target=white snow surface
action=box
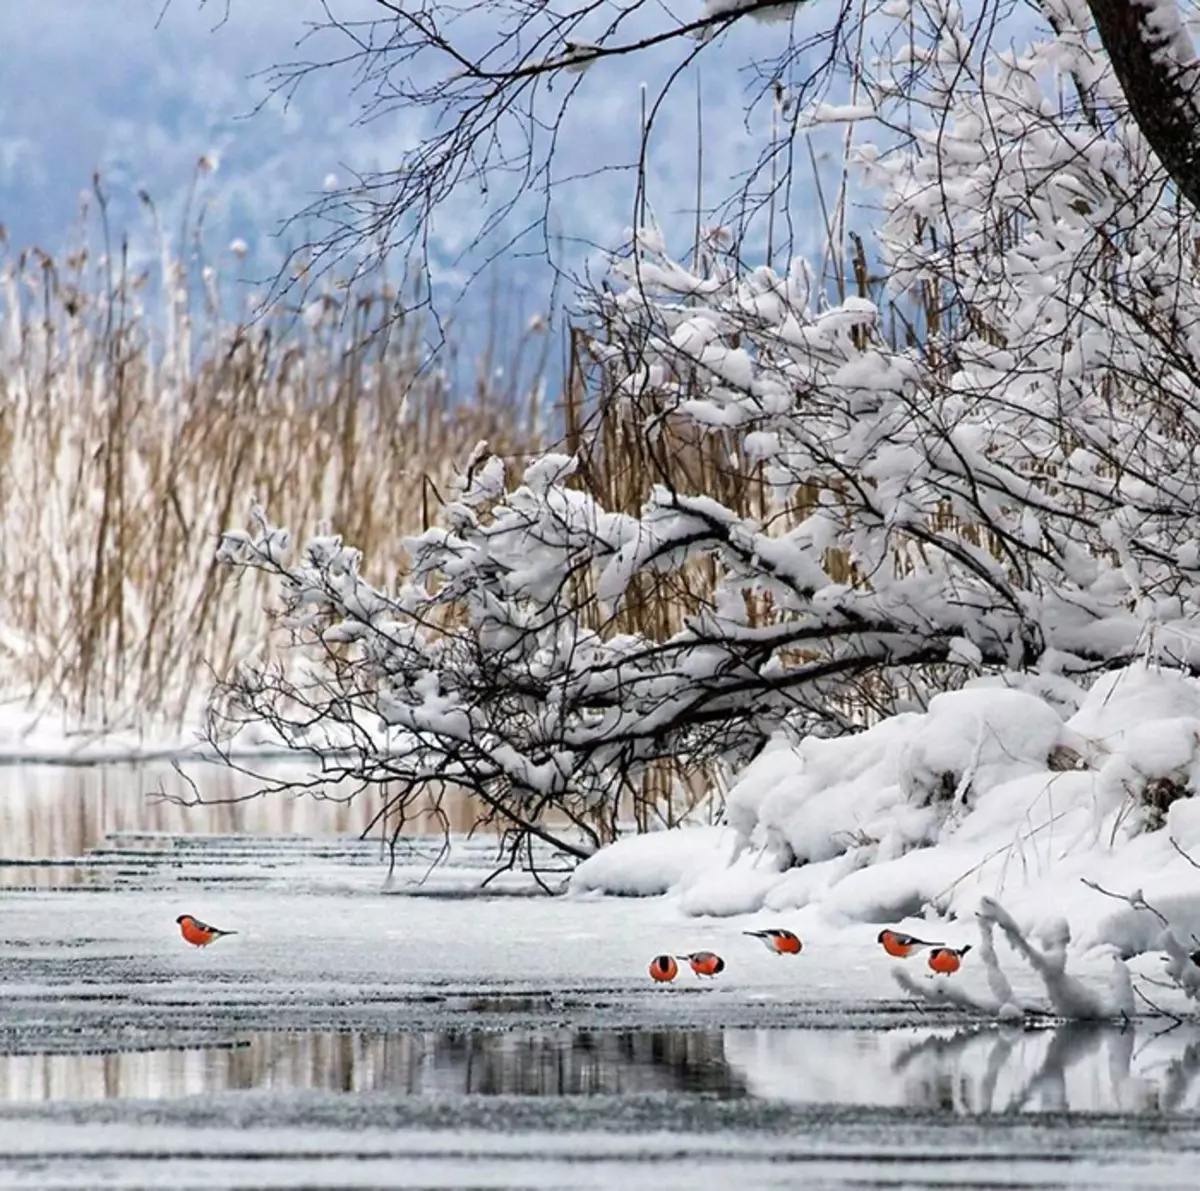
[570,665,1200,962]
[570,826,737,897]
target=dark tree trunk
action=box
[1086,0,1200,209]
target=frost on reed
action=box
[0,184,543,731]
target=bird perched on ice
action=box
[927,945,972,975]
[878,929,944,959]
[176,914,238,948]
[678,951,726,978]
[649,955,679,983]
[743,928,802,955]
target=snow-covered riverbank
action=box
[572,665,1200,993]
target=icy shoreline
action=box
[571,665,1200,988]
[0,705,379,768]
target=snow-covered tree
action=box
[211,3,1200,862]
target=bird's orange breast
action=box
[928,948,961,974]
[180,919,215,946]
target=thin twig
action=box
[1080,877,1171,929]
[1134,983,1184,1024]
[1170,836,1200,870]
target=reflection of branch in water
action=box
[886,1020,1191,1116]
[890,1022,1021,1115]
[891,1024,994,1074]
[1107,1025,1135,1108]
[1006,1022,1111,1113]
[1161,1039,1200,1112]
[979,1027,1019,1114]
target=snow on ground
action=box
[570,664,1200,972]
[569,826,738,896]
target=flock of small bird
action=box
[649,928,972,983]
[174,914,971,983]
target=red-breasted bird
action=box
[649,954,679,983]
[927,944,971,975]
[678,951,725,979]
[744,929,802,955]
[878,929,944,959]
[176,914,237,948]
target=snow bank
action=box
[569,826,735,897]
[572,666,1200,961]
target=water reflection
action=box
[0,1029,741,1102]
[726,1021,1200,1115]
[0,762,482,880]
[5,1023,1200,1113]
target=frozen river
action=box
[2,763,1200,1188]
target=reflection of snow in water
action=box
[724,1022,1200,1114]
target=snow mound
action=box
[900,688,1064,805]
[568,826,734,897]
[575,666,1200,960]
[1068,666,1200,758]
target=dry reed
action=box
[0,189,544,730]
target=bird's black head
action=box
[1190,949,1200,967]
[877,929,889,943]
[176,915,188,924]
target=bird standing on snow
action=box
[878,929,944,958]
[744,929,802,955]
[649,955,679,983]
[678,951,726,978]
[176,914,238,948]
[927,945,971,974]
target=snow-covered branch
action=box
[896,898,1133,1021]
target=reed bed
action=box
[0,206,544,731]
